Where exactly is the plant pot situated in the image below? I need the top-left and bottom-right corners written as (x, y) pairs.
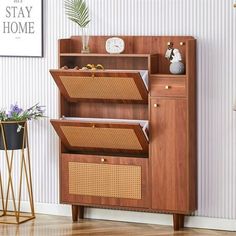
top-left (0, 122), bottom-right (26, 150)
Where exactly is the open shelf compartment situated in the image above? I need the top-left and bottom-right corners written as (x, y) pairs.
top-left (51, 118), bottom-right (149, 155)
top-left (50, 69), bottom-right (148, 103)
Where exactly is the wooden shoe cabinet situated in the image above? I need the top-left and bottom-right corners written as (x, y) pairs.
top-left (50, 36), bottom-right (197, 230)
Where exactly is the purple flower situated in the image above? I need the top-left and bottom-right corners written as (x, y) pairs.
top-left (10, 104), bottom-right (23, 113)
top-left (0, 103), bottom-right (45, 121)
top-left (7, 104), bottom-right (23, 118)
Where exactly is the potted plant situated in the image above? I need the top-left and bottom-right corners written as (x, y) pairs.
top-left (0, 103), bottom-right (45, 150)
top-left (65, 0), bottom-right (91, 53)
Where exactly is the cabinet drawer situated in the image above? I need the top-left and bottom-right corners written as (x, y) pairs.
top-left (50, 69), bottom-right (148, 103)
top-left (150, 77), bottom-right (187, 97)
top-left (51, 118), bottom-right (148, 155)
top-left (61, 154), bottom-right (149, 208)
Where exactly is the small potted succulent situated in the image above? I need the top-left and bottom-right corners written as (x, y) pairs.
top-left (0, 103), bottom-right (45, 150)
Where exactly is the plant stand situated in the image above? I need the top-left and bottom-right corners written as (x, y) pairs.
top-left (0, 121), bottom-right (35, 224)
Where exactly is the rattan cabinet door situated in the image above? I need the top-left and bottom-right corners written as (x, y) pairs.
top-left (50, 70), bottom-right (148, 103)
top-left (60, 154), bottom-right (149, 208)
top-left (51, 119), bottom-right (148, 155)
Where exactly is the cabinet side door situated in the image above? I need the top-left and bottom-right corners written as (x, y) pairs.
top-left (150, 98), bottom-right (189, 212)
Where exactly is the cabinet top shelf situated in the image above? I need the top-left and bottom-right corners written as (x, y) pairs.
top-left (60, 53), bottom-right (158, 58)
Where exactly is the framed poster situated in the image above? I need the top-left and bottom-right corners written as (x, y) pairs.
top-left (0, 0), bottom-right (43, 57)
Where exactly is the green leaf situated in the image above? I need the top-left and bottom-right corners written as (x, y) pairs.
top-left (65, 0), bottom-right (90, 28)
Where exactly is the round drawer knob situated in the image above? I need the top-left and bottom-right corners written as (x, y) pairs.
top-left (165, 85), bottom-right (171, 90)
top-left (101, 158), bottom-right (106, 163)
top-left (153, 104), bottom-right (159, 108)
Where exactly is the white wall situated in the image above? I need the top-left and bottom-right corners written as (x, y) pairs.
top-left (0, 0), bottom-right (236, 230)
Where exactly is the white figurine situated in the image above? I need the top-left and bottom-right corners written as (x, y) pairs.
top-left (165, 45), bottom-right (185, 74)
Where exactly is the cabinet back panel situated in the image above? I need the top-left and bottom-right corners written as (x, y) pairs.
top-left (60, 57), bottom-right (149, 71)
top-left (68, 103), bottom-right (148, 120)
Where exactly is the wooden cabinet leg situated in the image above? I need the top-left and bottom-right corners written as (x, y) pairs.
top-left (78, 206), bottom-right (84, 219)
top-left (72, 205), bottom-right (84, 222)
top-left (173, 214), bottom-right (184, 231)
top-left (72, 205), bottom-right (78, 222)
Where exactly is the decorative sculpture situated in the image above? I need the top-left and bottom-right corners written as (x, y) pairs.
top-left (165, 43), bottom-right (185, 75)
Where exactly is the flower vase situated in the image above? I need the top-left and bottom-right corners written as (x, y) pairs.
top-left (0, 121), bottom-right (26, 150)
top-left (81, 28), bottom-right (90, 54)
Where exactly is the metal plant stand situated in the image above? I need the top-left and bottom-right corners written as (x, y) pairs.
top-left (0, 121), bottom-right (35, 224)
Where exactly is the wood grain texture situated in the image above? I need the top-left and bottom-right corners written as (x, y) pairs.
top-left (69, 102), bottom-right (148, 120)
top-left (59, 54), bottom-right (158, 73)
top-left (50, 69), bottom-right (148, 104)
top-left (173, 214), bottom-right (185, 230)
top-left (186, 40), bottom-right (197, 211)
top-left (150, 98), bottom-right (189, 212)
top-left (60, 154), bottom-right (149, 208)
top-left (51, 119), bottom-right (148, 155)
top-left (150, 76), bottom-right (187, 97)
top-left (59, 36), bottom-right (193, 74)
top-left (0, 214), bottom-right (234, 236)
top-left (72, 205), bottom-right (84, 222)
top-left (51, 36), bottom-right (197, 230)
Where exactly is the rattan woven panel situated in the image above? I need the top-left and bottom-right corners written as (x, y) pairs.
top-left (68, 162), bottom-right (142, 199)
top-left (61, 126), bottom-right (143, 150)
top-left (60, 76), bottom-right (143, 100)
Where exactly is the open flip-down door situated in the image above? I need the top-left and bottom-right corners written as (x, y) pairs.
top-left (50, 119), bottom-right (149, 155)
top-left (50, 70), bottom-right (148, 103)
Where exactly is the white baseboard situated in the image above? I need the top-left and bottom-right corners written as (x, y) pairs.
top-left (4, 201), bottom-right (236, 231)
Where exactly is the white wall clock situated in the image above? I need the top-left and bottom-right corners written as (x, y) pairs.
top-left (105, 37), bottom-right (125, 54)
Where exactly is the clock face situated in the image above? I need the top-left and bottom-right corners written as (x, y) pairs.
top-left (105, 37), bottom-right (125, 54)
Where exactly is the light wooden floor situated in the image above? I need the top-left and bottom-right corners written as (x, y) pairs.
top-left (0, 214), bottom-right (235, 236)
